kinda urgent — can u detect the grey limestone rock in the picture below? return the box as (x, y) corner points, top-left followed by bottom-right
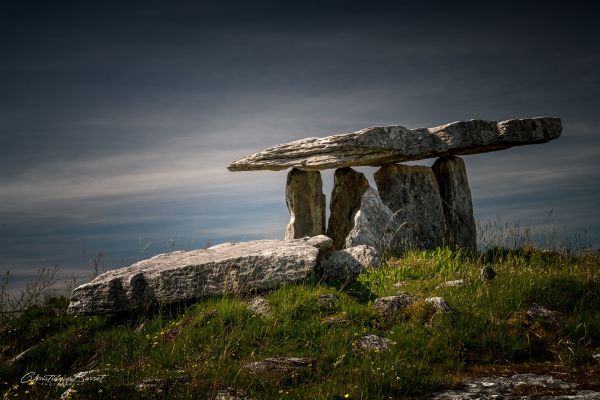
(244, 357), (315, 374)
(318, 245), (380, 279)
(228, 117), (561, 172)
(430, 373), (600, 399)
(344, 188), (401, 251)
(425, 296), (452, 313)
(356, 334), (395, 352)
(375, 163), (446, 250)
(436, 279), (465, 289)
(68, 236), (332, 315)
(480, 265), (496, 282)
(326, 167), (371, 249)
(373, 294), (415, 317)
(284, 168), (326, 240)
(247, 296), (271, 318)
(432, 156), (477, 251)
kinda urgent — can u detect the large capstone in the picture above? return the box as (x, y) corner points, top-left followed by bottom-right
(228, 117), (562, 171)
(345, 188), (401, 251)
(374, 164), (446, 249)
(326, 167), (371, 249)
(284, 168), (326, 240)
(68, 236), (332, 315)
(432, 156), (477, 251)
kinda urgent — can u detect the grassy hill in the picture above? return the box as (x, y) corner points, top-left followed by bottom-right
(1, 246), (599, 399)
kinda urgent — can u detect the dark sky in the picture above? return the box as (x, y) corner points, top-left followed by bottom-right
(1, 0), (599, 291)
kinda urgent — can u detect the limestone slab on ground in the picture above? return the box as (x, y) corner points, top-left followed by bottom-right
(432, 156), (477, 251)
(375, 163), (446, 249)
(228, 117), (561, 171)
(68, 236), (332, 315)
(284, 168), (326, 239)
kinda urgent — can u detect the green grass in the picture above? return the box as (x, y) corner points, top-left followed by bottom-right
(1, 246), (599, 399)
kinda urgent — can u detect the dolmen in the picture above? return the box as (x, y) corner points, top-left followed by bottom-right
(68, 117), (561, 315)
(229, 117), (561, 252)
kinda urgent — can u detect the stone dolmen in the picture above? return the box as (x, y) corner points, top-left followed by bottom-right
(68, 117), (561, 314)
(229, 117), (561, 252)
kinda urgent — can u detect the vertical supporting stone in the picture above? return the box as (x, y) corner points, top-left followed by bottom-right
(326, 167), (371, 249)
(374, 164), (446, 249)
(284, 168), (326, 240)
(432, 156), (477, 252)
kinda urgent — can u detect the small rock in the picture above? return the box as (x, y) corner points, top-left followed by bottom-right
(480, 265), (496, 282)
(135, 376), (189, 393)
(393, 281), (408, 289)
(527, 303), (558, 322)
(435, 279), (464, 289)
(425, 297), (452, 313)
(248, 296), (270, 318)
(374, 294), (415, 317)
(244, 357), (315, 374)
(303, 235), (333, 251)
(320, 245), (380, 279)
(356, 334), (395, 352)
(317, 294), (339, 307)
(215, 387), (252, 400)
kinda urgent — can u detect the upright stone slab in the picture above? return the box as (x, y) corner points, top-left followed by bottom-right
(285, 168), (326, 240)
(326, 167), (371, 249)
(432, 156), (477, 251)
(374, 164), (446, 249)
(345, 188), (400, 250)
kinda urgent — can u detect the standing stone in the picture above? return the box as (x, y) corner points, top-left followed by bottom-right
(432, 156), (477, 251)
(326, 167), (371, 249)
(374, 164), (446, 249)
(344, 188), (400, 251)
(284, 168), (326, 240)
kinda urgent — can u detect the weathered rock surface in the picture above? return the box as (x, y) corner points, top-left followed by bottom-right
(355, 334), (395, 352)
(68, 236), (332, 315)
(244, 357), (315, 374)
(436, 279), (465, 289)
(432, 156), (477, 251)
(284, 168), (326, 240)
(425, 296), (452, 313)
(527, 303), (559, 323)
(326, 167), (371, 249)
(480, 265), (496, 282)
(316, 294), (339, 307)
(317, 245), (380, 279)
(247, 296), (271, 318)
(345, 188), (400, 250)
(373, 294), (415, 317)
(375, 164), (446, 249)
(228, 117), (562, 171)
(430, 373), (600, 399)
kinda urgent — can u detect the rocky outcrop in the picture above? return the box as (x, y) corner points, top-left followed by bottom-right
(425, 296), (452, 313)
(68, 236), (332, 315)
(284, 168), (326, 240)
(344, 188), (400, 250)
(432, 156), (476, 251)
(326, 167), (371, 249)
(228, 118), (562, 172)
(375, 164), (446, 249)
